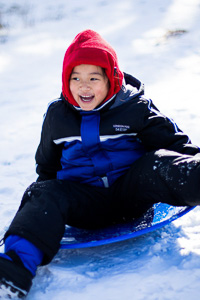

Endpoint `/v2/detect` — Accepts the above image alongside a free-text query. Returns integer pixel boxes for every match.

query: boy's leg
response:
[0,179,114,297]
[3,179,113,265]
[111,149,200,220]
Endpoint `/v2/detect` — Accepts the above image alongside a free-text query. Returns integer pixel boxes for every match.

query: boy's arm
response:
[35,110,62,182]
[138,99,200,155]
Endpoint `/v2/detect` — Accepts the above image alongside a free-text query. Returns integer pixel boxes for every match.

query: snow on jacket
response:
[35,72,200,187]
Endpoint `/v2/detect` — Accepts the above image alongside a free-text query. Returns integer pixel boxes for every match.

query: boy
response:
[0,29,200,298]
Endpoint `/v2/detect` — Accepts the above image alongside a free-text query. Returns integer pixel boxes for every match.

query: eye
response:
[90,77,99,81]
[70,77,80,81]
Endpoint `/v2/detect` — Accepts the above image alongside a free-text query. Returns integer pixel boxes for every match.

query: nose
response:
[80,80,90,90]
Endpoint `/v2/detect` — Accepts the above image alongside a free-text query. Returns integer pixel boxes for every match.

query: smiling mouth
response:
[80,95,94,102]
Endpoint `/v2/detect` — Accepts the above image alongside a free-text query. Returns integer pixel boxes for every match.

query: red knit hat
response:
[62,29,123,106]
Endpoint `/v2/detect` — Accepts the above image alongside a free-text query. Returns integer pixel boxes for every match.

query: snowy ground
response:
[1,0,200,299]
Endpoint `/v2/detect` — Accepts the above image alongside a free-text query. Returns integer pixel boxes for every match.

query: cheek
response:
[100,82,109,98]
[69,82,76,96]
[69,81,72,92]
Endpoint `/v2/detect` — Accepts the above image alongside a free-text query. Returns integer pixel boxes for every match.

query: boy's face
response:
[69,64,109,111]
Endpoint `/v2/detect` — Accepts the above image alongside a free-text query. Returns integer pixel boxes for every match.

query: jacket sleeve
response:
[138,98,200,155]
[35,108,63,181]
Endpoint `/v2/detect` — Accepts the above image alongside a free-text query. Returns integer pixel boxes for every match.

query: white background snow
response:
[1,0,200,299]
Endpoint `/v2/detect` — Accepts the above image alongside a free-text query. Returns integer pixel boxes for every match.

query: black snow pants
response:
[4,150,200,265]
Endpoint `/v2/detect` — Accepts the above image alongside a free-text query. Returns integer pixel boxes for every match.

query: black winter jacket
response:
[35,73,200,185]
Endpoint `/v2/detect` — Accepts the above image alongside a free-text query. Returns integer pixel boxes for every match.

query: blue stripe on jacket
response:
[57,111,146,187]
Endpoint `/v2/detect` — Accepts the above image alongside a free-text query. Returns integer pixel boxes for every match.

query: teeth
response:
[80,95,94,102]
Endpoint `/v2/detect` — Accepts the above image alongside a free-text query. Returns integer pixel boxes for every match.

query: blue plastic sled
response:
[60,203,195,249]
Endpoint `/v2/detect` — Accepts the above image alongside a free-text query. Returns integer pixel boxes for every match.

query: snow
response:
[1,0,200,299]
